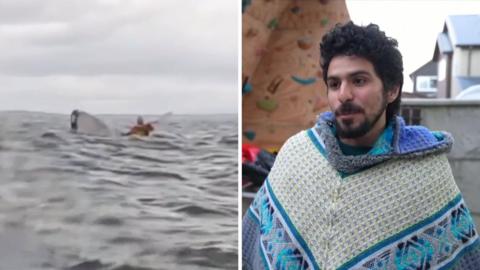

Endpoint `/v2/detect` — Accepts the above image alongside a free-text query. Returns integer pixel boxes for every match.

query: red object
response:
[242,144,261,163]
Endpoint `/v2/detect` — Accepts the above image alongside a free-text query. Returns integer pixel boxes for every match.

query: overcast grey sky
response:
[0,0,238,115]
[347,0,480,92]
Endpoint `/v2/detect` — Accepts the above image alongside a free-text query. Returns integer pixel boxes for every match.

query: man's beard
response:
[334,99,387,139]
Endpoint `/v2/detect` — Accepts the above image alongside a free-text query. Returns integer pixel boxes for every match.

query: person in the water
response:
[124,116,155,136]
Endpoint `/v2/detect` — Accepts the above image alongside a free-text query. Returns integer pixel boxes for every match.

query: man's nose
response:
[338,82,353,103]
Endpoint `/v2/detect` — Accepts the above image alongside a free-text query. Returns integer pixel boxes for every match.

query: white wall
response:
[453,48,480,76]
[403,99,480,225]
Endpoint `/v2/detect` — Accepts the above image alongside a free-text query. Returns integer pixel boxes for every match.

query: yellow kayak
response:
[128,133,148,140]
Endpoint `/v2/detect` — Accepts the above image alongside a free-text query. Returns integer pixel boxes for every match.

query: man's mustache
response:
[335,102,364,116]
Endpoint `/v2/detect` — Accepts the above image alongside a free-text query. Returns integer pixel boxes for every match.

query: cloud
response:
[0,0,238,114]
[0,74,237,114]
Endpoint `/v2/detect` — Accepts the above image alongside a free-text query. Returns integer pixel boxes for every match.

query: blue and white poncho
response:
[243,112,480,270]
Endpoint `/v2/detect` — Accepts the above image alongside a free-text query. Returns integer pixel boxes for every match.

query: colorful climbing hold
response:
[297,37,313,50]
[243,82,253,94]
[267,18,279,30]
[246,28,258,38]
[321,18,329,26]
[290,6,301,14]
[243,130,256,141]
[267,76,283,94]
[256,99,278,112]
[242,0,252,13]
[291,75,317,85]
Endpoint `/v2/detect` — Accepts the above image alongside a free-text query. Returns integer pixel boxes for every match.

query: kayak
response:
[128,133,148,140]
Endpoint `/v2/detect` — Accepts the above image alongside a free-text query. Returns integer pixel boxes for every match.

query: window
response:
[416,76,437,92]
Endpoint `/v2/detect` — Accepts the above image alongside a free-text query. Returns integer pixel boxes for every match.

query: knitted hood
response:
[314,111,453,174]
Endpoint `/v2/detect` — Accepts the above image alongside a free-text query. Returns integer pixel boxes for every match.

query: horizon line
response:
[0,109,237,116]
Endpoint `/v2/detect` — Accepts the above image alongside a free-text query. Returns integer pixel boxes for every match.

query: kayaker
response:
[124,116,154,136]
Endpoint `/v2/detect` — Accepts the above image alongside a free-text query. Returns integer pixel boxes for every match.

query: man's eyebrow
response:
[327,70,371,80]
[349,71,371,77]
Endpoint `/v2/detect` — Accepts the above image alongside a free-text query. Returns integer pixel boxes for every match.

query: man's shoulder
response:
[396,126,453,156]
[393,117,453,156]
[279,129,312,151]
[272,128,325,169]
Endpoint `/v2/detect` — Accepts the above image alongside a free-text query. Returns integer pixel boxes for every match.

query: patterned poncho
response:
[243,112,480,270]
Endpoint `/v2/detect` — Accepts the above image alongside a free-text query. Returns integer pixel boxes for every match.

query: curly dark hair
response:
[320,21,403,121]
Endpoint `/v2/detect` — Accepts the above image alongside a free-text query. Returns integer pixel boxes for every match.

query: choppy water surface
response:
[0,111,238,270]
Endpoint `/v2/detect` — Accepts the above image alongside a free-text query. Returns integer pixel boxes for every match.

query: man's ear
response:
[387,85,400,103]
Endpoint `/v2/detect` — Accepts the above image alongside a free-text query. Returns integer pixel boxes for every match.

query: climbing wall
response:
[242,0,350,151]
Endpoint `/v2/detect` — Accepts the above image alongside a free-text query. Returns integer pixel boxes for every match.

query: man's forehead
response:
[327,55,376,78]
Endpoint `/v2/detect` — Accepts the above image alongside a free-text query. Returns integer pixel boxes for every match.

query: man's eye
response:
[328,81,340,89]
[353,78,366,86]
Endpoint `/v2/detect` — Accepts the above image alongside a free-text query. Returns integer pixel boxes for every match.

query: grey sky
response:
[347,0,480,93]
[0,0,238,115]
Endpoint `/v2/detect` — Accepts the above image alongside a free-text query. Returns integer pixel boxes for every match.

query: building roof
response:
[433,15,480,60]
[437,33,453,54]
[446,15,480,47]
[409,60,438,80]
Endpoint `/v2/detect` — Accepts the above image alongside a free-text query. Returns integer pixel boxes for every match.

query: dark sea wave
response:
[0,111,238,270]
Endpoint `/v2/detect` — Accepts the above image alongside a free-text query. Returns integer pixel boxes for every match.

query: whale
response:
[70,109,111,137]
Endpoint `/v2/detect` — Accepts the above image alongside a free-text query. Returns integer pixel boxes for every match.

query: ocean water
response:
[0,111,238,270]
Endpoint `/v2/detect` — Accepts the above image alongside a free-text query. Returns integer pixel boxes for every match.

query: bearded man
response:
[242,22,480,270]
